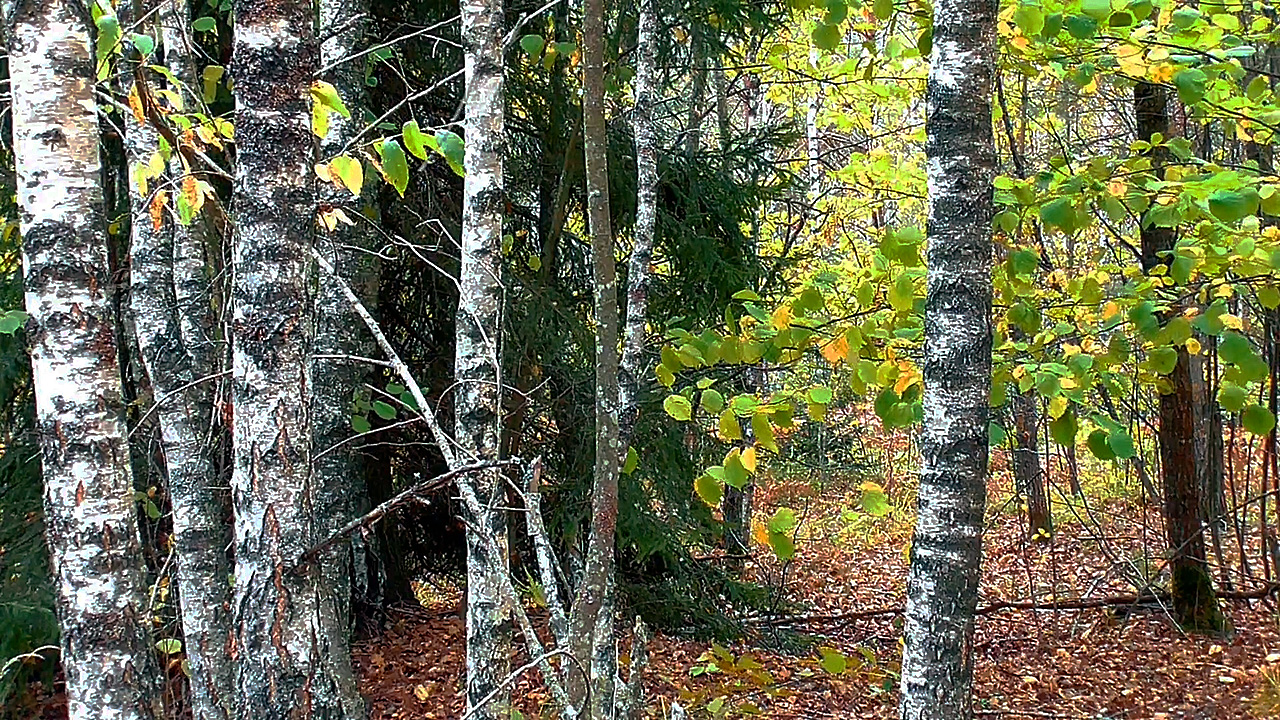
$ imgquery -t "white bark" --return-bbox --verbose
[10,3,162,718]
[230,3,362,716]
[898,0,998,717]
[457,0,511,713]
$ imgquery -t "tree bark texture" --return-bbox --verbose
[230,2,363,716]
[10,2,163,718]
[1135,80,1225,634]
[568,0,623,712]
[1010,390,1051,540]
[125,4,234,719]
[457,0,512,713]
[898,0,997,718]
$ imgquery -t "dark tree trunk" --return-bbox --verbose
[898,0,998,716]
[229,2,364,716]
[1135,80,1226,634]
[10,2,164,717]
[1011,391,1051,541]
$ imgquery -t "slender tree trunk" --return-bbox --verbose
[230,3,363,716]
[10,3,163,718]
[898,0,997,716]
[457,0,511,713]
[1011,391,1051,540]
[125,4,234,718]
[568,0,622,711]
[1135,80,1225,634]
[311,0,379,706]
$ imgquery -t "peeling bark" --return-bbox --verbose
[898,0,998,717]
[230,2,363,716]
[10,2,163,718]
[456,0,511,712]
[125,3,234,719]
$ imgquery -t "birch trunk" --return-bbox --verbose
[10,2,162,717]
[568,0,623,711]
[315,0,382,678]
[230,3,363,716]
[126,4,234,719]
[1135,81,1225,634]
[457,0,511,713]
[898,0,997,716]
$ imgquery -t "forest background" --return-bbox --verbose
[5,0,1280,718]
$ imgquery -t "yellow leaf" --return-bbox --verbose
[150,190,169,232]
[1063,343,1081,357]
[1012,365,1028,380]
[413,684,429,701]
[1082,337,1101,353]
[1186,337,1202,355]
[741,446,757,473]
[127,86,146,124]
[181,175,203,214]
[893,369,917,395]
[329,155,364,197]
[1221,313,1244,330]
[1102,301,1121,321]
[1215,283,1235,298]
[1060,377,1078,389]
[317,207,356,232]
[820,335,849,365]
[771,303,792,330]
[751,521,769,546]
[1048,396,1068,420]
[859,481,883,493]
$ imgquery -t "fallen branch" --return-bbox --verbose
[758,582,1280,626]
[291,459,517,571]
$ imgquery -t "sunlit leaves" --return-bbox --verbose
[377,139,409,197]
[663,394,693,421]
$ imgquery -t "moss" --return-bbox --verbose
[1171,564,1230,635]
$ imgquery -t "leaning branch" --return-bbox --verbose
[292,459,516,571]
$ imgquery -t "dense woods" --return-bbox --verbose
[12,0,1280,717]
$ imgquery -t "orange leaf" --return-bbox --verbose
[150,190,169,232]
[820,335,849,366]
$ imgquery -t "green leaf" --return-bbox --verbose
[202,65,225,104]
[718,410,742,440]
[752,413,778,452]
[724,450,749,489]
[520,34,545,57]
[310,80,351,119]
[1218,383,1248,412]
[872,0,893,20]
[700,389,725,414]
[695,474,723,506]
[767,531,796,561]
[1173,68,1208,106]
[1014,5,1045,35]
[1219,332,1254,365]
[812,23,842,51]
[622,446,639,475]
[378,139,410,197]
[402,120,433,160]
[989,421,1007,446]
[132,34,156,56]
[1065,14,1098,39]
[1039,197,1074,231]
[95,14,122,79]
[663,395,693,421]
[351,415,372,433]
[861,485,890,516]
[155,638,182,655]
[192,16,217,32]
[1171,7,1200,29]
[768,507,797,534]
[809,386,833,404]
[1080,0,1111,20]
[1087,429,1116,460]
[372,401,396,420]
[0,311,28,334]
[819,648,848,674]
[732,289,761,301]
[1108,429,1136,459]
[1049,409,1078,446]
[1243,404,1277,435]
[435,130,466,177]
[1207,189,1255,223]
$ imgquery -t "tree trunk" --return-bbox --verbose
[457,0,511,713]
[1135,80,1226,634]
[898,0,997,716]
[568,0,622,712]
[10,3,163,718]
[312,0,379,702]
[125,4,234,718]
[1011,391,1051,541]
[230,3,363,716]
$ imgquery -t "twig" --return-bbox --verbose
[0,645,60,685]
[128,370,231,437]
[459,649,587,720]
[291,459,517,571]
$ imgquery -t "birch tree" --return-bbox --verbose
[314,0,382,681]
[230,2,362,715]
[898,0,998,716]
[9,1,162,717]
[456,0,511,713]
[124,4,234,717]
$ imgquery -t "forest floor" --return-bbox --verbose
[355,429,1280,720]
